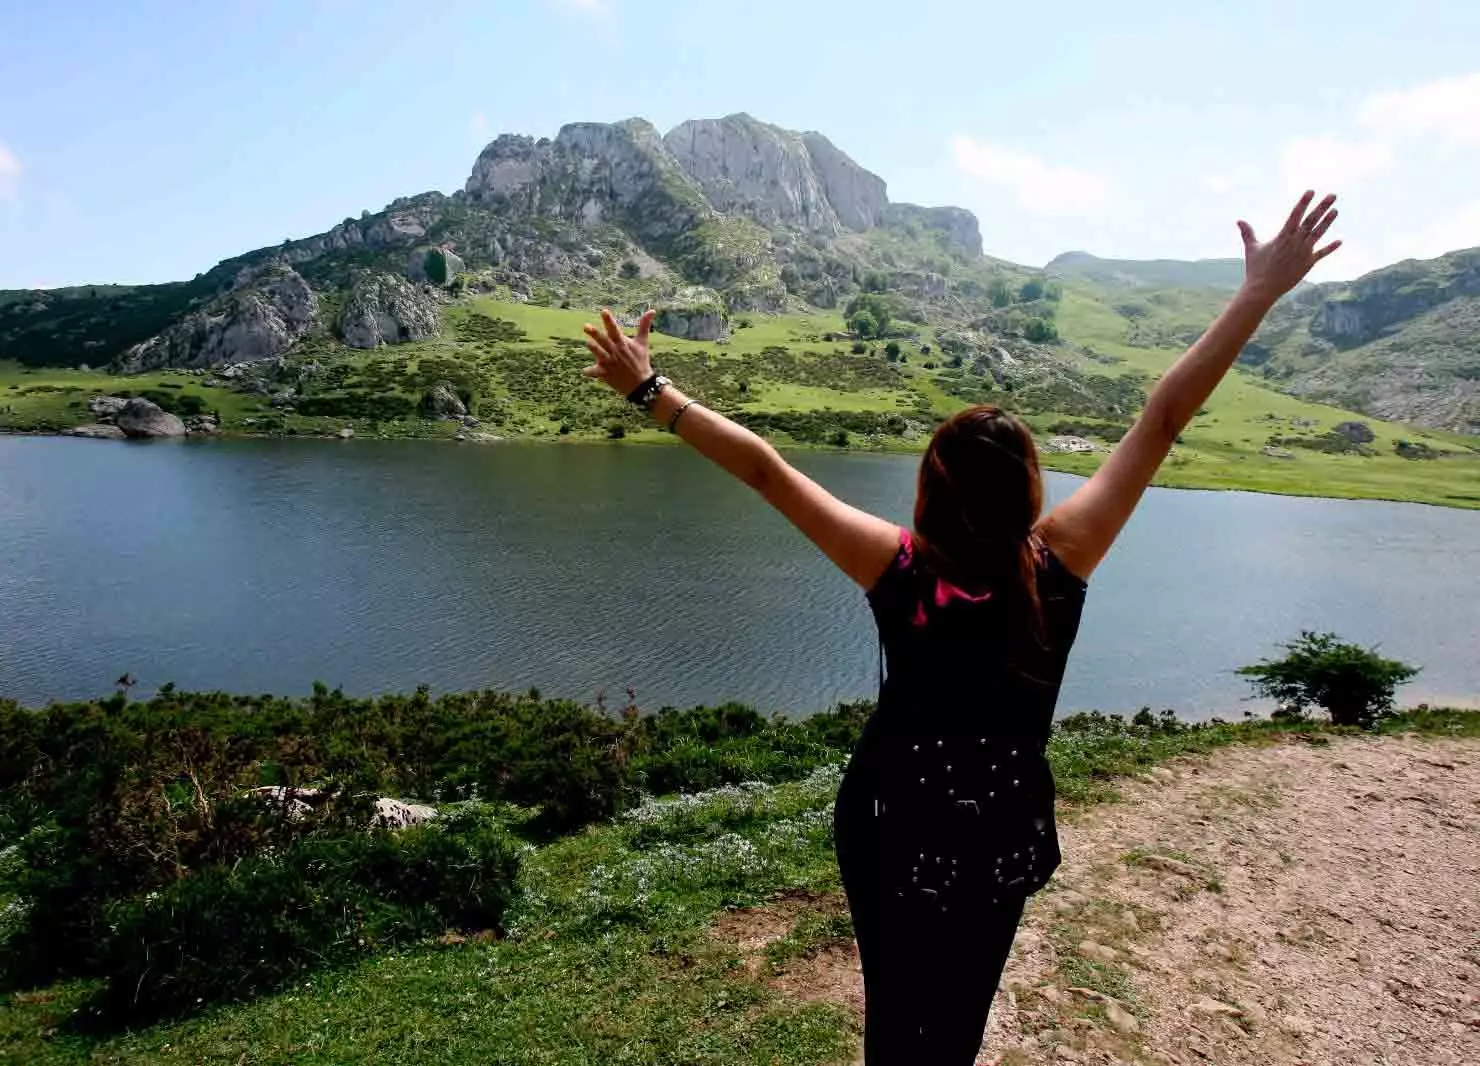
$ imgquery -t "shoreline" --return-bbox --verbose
[7,422,1480,512]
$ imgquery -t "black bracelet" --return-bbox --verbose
[668,399,698,433]
[626,373,666,408]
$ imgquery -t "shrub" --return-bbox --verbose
[619,260,641,279]
[1024,317,1059,343]
[850,340,868,354]
[102,821,520,1018]
[1237,631,1419,728]
[607,423,627,440]
[884,340,902,359]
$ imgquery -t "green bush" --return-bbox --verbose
[1238,631,1419,728]
[102,820,520,1018]
[295,394,415,420]
[884,340,902,359]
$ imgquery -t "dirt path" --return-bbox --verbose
[722,733,1480,1064]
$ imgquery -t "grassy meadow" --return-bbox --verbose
[4,284,1478,510]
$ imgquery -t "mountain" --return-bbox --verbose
[1,111,1478,511]
[1046,251,1246,292]
[1244,248,1480,434]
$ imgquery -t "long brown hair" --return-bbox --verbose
[913,405,1045,646]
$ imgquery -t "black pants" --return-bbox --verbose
[835,768,1028,1064]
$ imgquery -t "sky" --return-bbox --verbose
[2,0,1479,289]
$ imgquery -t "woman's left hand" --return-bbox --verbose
[583,308,657,396]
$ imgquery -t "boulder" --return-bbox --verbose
[62,423,127,440]
[1333,420,1375,444]
[337,273,441,348]
[336,426,355,439]
[114,398,187,438]
[655,285,725,341]
[184,415,219,435]
[87,395,129,418]
[372,798,438,829]
[421,380,467,418]
[247,785,322,822]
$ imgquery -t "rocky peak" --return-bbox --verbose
[465,118,712,256]
[663,114,841,234]
[799,131,888,231]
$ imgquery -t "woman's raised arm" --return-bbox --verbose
[1037,190,1342,580]
[583,309,899,589]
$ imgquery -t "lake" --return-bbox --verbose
[2,436,1477,717]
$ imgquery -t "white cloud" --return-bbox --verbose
[1279,134,1391,193]
[951,136,1108,216]
[469,111,490,143]
[1359,71,1480,146]
[1204,164,1260,195]
[0,142,20,201]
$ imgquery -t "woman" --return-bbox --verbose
[583,191,1341,1063]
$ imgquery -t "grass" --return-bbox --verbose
[2,706,1474,1065]
[6,285,1480,510]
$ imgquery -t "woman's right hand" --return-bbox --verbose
[1238,190,1342,303]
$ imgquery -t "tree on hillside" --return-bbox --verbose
[844,293,893,338]
[1238,631,1418,728]
[849,309,879,339]
[1019,278,1046,301]
[988,277,1014,308]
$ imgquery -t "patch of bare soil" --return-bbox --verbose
[715,734,1480,1065]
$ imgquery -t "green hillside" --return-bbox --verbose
[2,112,1477,509]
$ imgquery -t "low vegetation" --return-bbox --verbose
[2,663,1473,1063]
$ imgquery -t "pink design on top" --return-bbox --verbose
[935,577,993,607]
[911,601,929,627]
[897,527,914,567]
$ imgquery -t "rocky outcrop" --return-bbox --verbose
[337,273,441,348]
[885,204,983,259]
[663,115,841,233]
[799,131,888,231]
[1333,420,1375,444]
[408,246,466,286]
[372,798,438,829]
[1310,249,1480,348]
[272,193,453,271]
[119,261,318,372]
[421,380,467,418]
[62,424,127,439]
[114,398,186,438]
[87,395,129,418]
[466,120,713,257]
[654,286,725,340]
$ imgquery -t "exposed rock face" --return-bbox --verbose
[274,192,452,270]
[799,131,888,231]
[466,120,713,258]
[885,203,983,259]
[119,262,318,372]
[663,115,840,233]
[337,273,441,348]
[408,246,466,286]
[1310,249,1480,348]
[654,286,725,340]
[62,424,126,439]
[421,380,467,418]
[114,398,186,438]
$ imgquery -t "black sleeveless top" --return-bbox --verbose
[842,528,1088,898]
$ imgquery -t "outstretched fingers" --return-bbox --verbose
[1314,239,1344,263]
[1237,220,1257,250]
[1309,208,1339,243]
[1300,194,1338,235]
[601,308,627,349]
[636,308,655,344]
[1282,190,1315,235]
